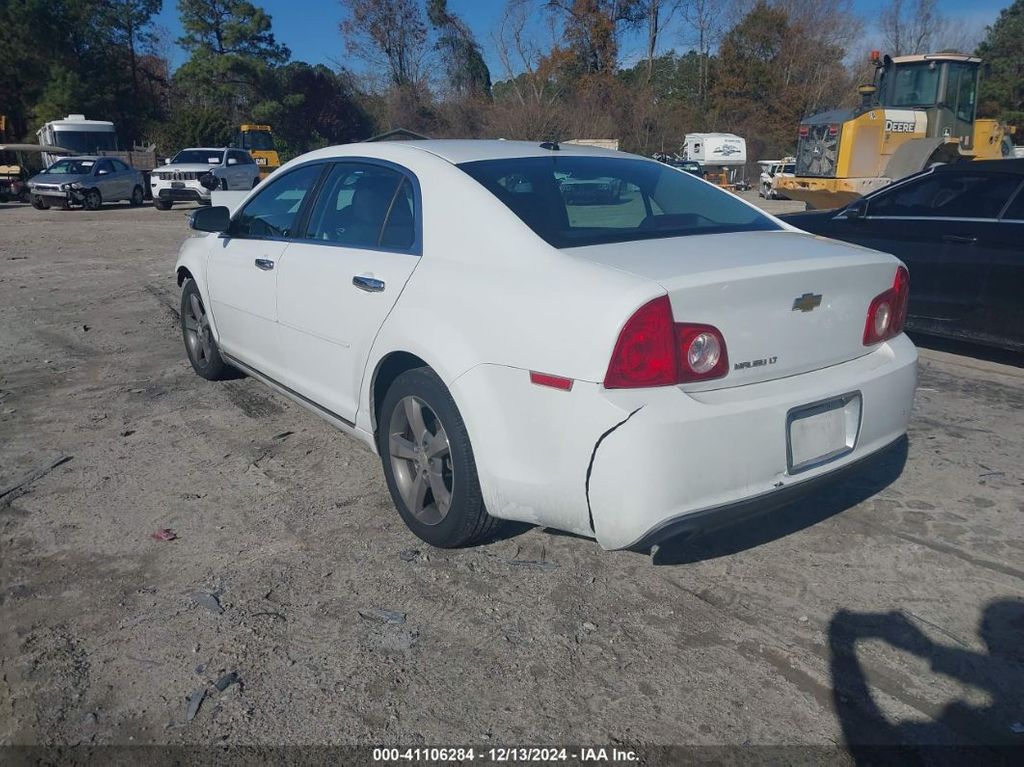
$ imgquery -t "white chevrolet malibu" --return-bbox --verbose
[174,140,917,550]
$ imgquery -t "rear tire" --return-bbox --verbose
[154,199,172,211]
[377,368,503,548]
[180,279,231,381]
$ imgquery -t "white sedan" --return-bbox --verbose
[174,140,917,550]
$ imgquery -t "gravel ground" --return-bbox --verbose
[0,198,1022,754]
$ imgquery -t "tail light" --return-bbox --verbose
[828,124,839,136]
[604,297,729,389]
[799,126,809,137]
[864,266,910,345]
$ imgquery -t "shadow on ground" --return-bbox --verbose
[829,599,1024,763]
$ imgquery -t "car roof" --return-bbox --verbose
[382,139,627,165]
[935,158,1024,175]
[179,147,227,153]
[60,155,103,161]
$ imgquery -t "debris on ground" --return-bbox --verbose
[582,621,597,632]
[272,431,293,440]
[0,455,73,504]
[358,608,407,624]
[399,549,420,562]
[214,671,241,692]
[150,528,177,542]
[190,591,224,615]
[185,688,206,722]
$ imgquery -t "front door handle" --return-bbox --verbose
[255,258,275,271]
[942,234,977,244]
[353,275,385,292]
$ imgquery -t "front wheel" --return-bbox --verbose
[180,279,231,380]
[32,196,50,210]
[154,199,172,211]
[83,189,102,211]
[377,368,503,548]
[129,185,144,207]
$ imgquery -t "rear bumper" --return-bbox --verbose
[451,335,917,550]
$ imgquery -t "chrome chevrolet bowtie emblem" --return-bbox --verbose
[792,293,823,312]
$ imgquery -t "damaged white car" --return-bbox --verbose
[174,140,917,550]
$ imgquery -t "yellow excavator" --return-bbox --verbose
[777,52,1015,209]
[236,124,281,179]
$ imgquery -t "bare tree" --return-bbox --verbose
[490,0,567,138]
[339,0,429,88]
[679,0,725,105]
[878,0,962,56]
[643,0,685,83]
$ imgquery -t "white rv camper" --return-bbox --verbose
[683,133,748,187]
[36,115,118,167]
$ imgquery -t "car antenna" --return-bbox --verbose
[540,140,560,151]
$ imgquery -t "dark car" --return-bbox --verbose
[781,159,1024,352]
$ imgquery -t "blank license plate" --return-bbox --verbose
[787,393,861,474]
[171,181,185,188]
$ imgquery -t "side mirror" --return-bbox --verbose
[164,158,172,165]
[845,199,868,220]
[227,158,238,166]
[189,205,231,233]
[97,169,109,176]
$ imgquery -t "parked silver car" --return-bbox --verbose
[28,156,146,210]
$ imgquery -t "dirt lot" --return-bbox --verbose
[1,198,1022,755]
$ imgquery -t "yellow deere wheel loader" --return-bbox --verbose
[236,124,281,179]
[777,52,1015,209]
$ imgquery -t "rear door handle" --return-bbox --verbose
[254,258,275,271]
[942,234,977,244]
[353,275,385,292]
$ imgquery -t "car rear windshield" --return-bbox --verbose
[458,155,779,248]
[173,150,224,165]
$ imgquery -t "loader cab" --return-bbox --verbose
[875,54,980,144]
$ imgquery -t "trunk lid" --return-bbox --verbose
[568,230,903,390]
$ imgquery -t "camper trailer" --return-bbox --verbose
[683,133,748,188]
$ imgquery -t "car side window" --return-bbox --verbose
[869,172,1020,219]
[110,159,128,171]
[1003,188,1024,222]
[303,163,413,250]
[232,163,324,239]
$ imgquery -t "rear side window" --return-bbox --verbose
[869,172,1020,219]
[303,163,415,250]
[233,163,324,238]
[1002,187,1024,221]
[458,156,778,248]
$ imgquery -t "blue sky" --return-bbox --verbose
[155,0,1009,76]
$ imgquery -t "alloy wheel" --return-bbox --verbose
[183,292,213,368]
[387,396,453,525]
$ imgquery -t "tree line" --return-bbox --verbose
[1,0,1021,163]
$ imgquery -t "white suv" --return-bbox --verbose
[152,148,261,210]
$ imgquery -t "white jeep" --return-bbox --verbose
[151,147,261,210]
